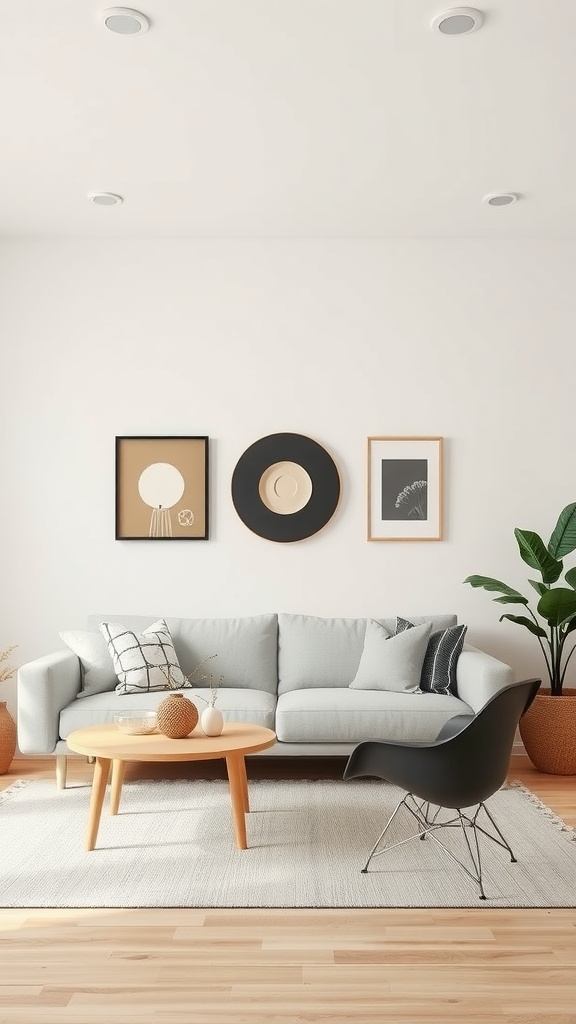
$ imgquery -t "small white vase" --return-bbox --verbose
[201,705,223,737]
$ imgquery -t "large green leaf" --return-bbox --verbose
[537,588,576,627]
[528,579,548,597]
[514,529,563,584]
[548,502,576,559]
[499,613,547,638]
[565,567,576,591]
[463,576,528,604]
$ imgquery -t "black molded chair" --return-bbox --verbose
[343,678,541,899]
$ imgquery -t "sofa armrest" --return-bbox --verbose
[456,645,514,713]
[17,651,81,754]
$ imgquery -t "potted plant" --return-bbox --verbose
[464,501,576,775]
[0,646,17,775]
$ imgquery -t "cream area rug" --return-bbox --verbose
[1,778,575,908]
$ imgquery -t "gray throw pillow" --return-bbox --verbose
[60,630,117,698]
[349,619,432,693]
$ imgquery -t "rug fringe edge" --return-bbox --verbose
[507,780,576,841]
[0,779,33,804]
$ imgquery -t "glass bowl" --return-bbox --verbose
[114,711,158,735]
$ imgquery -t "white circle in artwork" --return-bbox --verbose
[138,463,185,509]
[258,461,313,515]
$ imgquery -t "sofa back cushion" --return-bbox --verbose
[87,614,279,694]
[277,613,457,693]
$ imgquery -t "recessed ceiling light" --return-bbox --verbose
[483,193,518,207]
[431,8,484,35]
[100,7,150,34]
[87,192,124,206]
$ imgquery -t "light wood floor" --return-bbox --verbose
[0,755,575,1024]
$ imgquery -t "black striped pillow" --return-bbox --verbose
[395,617,467,696]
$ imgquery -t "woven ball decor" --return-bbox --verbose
[156,693,199,739]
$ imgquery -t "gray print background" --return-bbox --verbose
[380,458,428,520]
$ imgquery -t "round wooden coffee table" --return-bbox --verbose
[66,722,276,852]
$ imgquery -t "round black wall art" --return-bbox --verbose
[231,433,341,542]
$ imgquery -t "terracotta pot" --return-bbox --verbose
[519,687,576,775]
[156,692,198,739]
[0,701,17,775]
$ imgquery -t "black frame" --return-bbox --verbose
[115,435,209,540]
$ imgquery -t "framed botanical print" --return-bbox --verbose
[367,436,443,541]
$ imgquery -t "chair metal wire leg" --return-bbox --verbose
[361,795,410,872]
[359,794,519,900]
[458,808,486,900]
[478,802,517,862]
[361,795,456,872]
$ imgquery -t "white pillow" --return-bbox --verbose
[100,618,186,695]
[60,630,117,698]
[349,618,432,693]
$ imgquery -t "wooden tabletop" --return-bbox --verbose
[66,722,277,762]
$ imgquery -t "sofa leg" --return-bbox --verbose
[56,755,67,790]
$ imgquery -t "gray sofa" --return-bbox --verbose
[17,612,513,788]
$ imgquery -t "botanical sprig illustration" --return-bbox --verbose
[395,480,427,519]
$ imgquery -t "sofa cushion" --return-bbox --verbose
[87,614,279,695]
[275,688,473,744]
[59,687,277,738]
[349,619,432,693]
[100,619,186,695]
[59,630,116,698]
[277,613,458,693]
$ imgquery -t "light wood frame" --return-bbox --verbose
[367,436,443,541]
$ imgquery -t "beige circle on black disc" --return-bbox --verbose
[258,461,313,515]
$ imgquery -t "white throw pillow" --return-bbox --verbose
[349,618,432,693]
[100,618,186,695]
[60,630,117,698]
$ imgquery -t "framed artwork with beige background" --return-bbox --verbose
[115,436,209,540]
[367,436,443,541]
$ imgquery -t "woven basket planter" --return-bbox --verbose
[519,688,576,775]
[0,701,17,775]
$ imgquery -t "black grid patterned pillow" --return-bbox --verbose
[395,618,467,696]
[100,618,186,695]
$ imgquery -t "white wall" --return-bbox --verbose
[1,238,575,721]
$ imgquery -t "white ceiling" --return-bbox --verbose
[1,0,575,238]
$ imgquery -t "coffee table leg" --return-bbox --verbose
[226,754,247,850]
[110,759,125,815]
[86,757,111,851]
[238,755,249,813]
